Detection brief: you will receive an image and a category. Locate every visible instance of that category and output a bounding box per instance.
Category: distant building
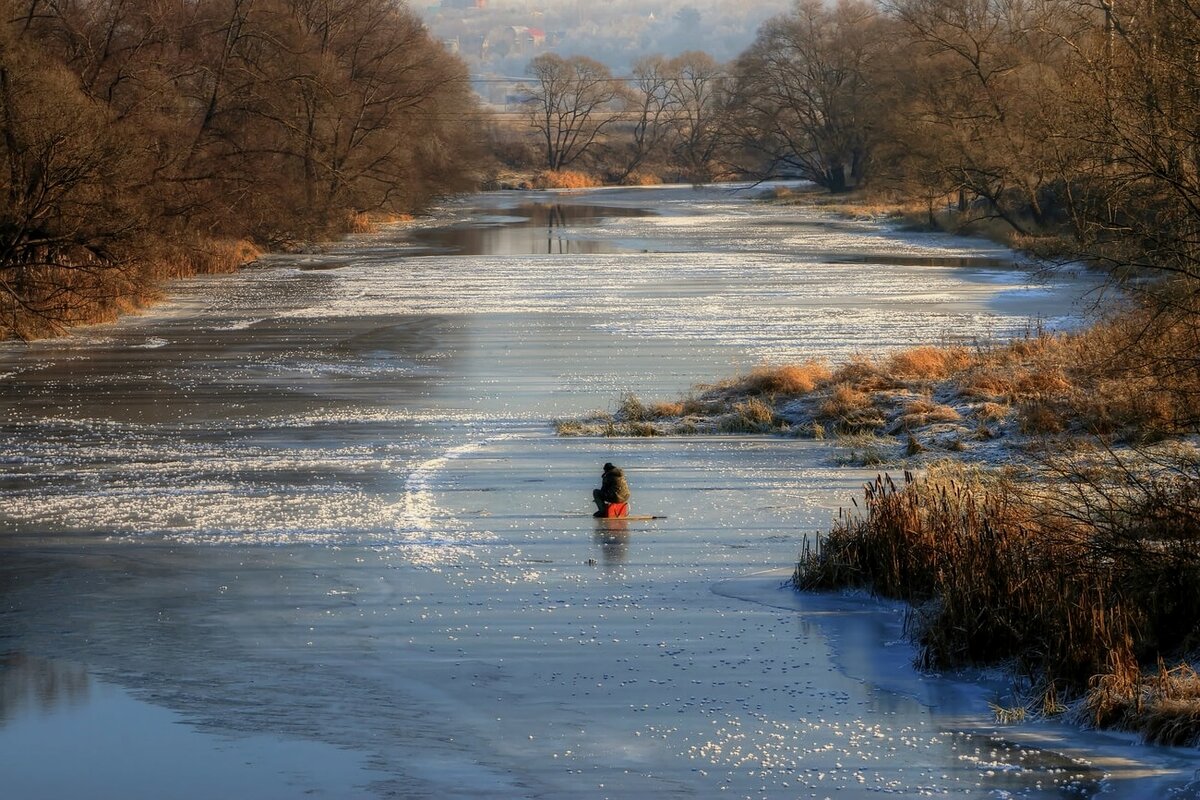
[493,25,547,56]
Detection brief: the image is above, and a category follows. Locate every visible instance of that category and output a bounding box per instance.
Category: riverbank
[0,212,430,342]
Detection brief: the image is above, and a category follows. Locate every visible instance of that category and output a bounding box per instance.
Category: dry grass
[718,397,782,433]
[976,402,1011,423]
[817,383,887,432]
[530,170,601,189]
[617,393,690,421]
[1018,399,1066,434]
[887,346,972,380]
[680,396,725,416]
[795,462,1200,743]
[833,432,894,466]
[959,365,1075,402]
[819,384,870,418]
[347,211,414,234]
[829,357,900,392]
[649,401,685,417]
[1,235,264,341]
[620,170,663,186]
[898,397,962,428]
[555,301,1200,449]
[161,237,262,277]
[730,362,832,396]
[554,419,587,436]
[626,421,659,436]
[617,393,649,422]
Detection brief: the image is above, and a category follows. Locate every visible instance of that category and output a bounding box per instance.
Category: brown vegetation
[887,347,972,380]
[737,362,832,395]
[619,170,664,187]
[0,0,482,340]
[530,170,602,190]
[794,466,1200,745]
[718,397,782,433]
[817,384,886,433]
[897,398,961,428]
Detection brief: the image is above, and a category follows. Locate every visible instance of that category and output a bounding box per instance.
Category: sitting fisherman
[592,462,631,518]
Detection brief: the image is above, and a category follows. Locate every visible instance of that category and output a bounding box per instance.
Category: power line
[466,76,638,83]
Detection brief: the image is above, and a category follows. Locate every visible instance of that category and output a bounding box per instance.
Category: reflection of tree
[593,519,631,564]
[0,653,91,726]
[543,204,569,253]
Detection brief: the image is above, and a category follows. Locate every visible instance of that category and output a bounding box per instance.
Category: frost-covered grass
[558,306,1200,470]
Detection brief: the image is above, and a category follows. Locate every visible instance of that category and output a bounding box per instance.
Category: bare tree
[1058,0,1200,285]
[730,0,886,193]
[523,53,623,171]
[664,51,729,182]
[1,0,483,338]
[614,55,675,181]
[0,23,149,336]
[884,0,1080,230]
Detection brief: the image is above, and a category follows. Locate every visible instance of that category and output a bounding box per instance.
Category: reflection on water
[406,203,651,255]
[0,653,90,724]
[592,519,631,564]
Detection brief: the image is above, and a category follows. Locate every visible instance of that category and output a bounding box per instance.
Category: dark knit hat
[603,462,615,471]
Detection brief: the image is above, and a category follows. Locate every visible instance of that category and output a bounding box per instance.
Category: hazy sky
[414,0,793,74]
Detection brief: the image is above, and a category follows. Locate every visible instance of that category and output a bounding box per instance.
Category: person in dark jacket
[592,462,631,517]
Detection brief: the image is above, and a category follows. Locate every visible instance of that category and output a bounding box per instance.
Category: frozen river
[0,184,1194,798]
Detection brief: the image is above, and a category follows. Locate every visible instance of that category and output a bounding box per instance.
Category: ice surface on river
[2,185,1191,799]
[271,191,1073,365]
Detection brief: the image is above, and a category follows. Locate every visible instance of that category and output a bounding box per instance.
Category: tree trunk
[826,163,847,193]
